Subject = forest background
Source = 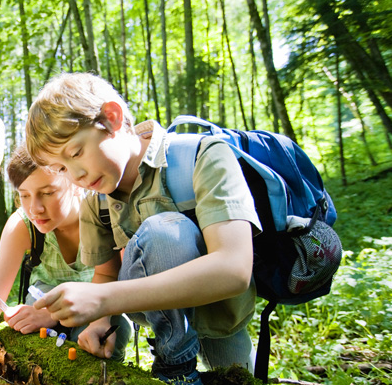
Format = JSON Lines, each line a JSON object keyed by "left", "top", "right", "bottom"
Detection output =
{"left": 0, "top": 0, "right": 391, "bottom": 384}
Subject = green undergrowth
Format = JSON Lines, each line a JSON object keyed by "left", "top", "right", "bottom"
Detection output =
{"left": 248, "top": 241, "right": 392, "bottom": 384}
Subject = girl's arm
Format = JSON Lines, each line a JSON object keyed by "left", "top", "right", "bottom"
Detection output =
{"left": 0, "top": 212, "right": 58, "bottom": 333}
{"left": 0, "top": 212, "right": 31, "bottom": 301}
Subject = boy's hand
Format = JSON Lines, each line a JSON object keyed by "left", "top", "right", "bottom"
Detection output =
{"left": 33, "top": 282, "right": 106, "bottom": 327}
{"left": 4, "top": 305, "right": 57, "bottom": 334}
{"left": 77, "top": 317, "right": 115, "bottom": 359}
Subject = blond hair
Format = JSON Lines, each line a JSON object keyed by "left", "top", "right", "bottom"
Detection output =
{"left": 26, "top": 72, "right": 134, "bottom": 166}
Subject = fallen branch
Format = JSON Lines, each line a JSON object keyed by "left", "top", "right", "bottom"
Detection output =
{"left": 270, "top": 378, "right": 325, "bottom": 385}
{"left": 307, "top": 362, "right": 392, "bottom": 375}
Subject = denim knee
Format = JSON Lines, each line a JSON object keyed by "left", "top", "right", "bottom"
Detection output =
{"left": 119, "top": 212, "right": 207, "bottom": 280}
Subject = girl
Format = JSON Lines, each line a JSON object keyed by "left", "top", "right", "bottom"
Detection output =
{"left": 0, "top": 144, "right": 130, "bottom": 360}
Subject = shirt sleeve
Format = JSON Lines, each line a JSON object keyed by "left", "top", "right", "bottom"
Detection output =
{"left": 80, "top": 193, "right": 118, "bottom": 266}
{"left": 193, "top": 137, "right": 262, "bottom": 233}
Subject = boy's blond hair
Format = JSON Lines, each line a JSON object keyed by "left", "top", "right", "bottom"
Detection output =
{"left": 26, "top": 72, "right": 134, "bottom": 166}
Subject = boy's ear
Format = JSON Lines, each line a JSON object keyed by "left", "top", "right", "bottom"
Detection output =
{"left": 101, "top": 101, "right": 123, "bottom": 132}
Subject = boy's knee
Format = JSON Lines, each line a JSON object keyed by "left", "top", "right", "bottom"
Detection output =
{"left": 120, "top": 212, "right": 206, "bottom": 277}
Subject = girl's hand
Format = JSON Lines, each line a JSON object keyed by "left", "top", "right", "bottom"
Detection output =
{"left": 4, "top": 305, "right": 57, "bottom": 334}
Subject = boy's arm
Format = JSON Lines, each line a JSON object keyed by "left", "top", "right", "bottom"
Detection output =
{"left": 33, "top": 218, "right": 253, "bottom": 327}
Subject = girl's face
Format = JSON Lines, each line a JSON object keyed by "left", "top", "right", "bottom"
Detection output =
{"left": 18, "top": 168, "right": 78, "bottom": 233}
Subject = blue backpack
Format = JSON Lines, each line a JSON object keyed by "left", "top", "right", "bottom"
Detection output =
{"left": 165, "top": 115, "right": 342, "bottom": 382}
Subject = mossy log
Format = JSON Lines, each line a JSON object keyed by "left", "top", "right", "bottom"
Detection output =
{"left": 0, "top": 319, "right": 261, "bottom": 385}
{"left": 0, "top": 320, "right": 158, "bottom": 385}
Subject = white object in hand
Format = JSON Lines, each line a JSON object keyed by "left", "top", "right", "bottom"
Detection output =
{"left": 28, "top": 285, "right": 45, "bottom": 301}
{"left": 0, "top": 298, "right": 9, "bottom": 313}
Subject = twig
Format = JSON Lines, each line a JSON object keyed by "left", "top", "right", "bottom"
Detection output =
{"left": 0, "top": 374, "right": 13, "bottom": 384}
{"left": 270, "top": 378, "right": 325, "bottom": 385}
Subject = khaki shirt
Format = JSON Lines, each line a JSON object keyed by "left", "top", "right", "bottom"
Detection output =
{"left": 80, "top": 120, "right": 261, "bottom": 337}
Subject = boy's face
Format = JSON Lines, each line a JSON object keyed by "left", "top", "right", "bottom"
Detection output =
{"left": 40, "top": 125, "right": 132, "bottom": 195}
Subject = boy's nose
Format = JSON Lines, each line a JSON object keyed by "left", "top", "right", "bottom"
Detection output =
{"left": 69, "top": 165, "right": 87, "bottom": 182}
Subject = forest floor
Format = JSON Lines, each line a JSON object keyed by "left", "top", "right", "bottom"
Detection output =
{"left": 1, "top": 168, "right": 391, "bottom": 385}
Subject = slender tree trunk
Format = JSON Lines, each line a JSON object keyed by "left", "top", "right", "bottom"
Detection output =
{"left": 69, "top": 0, "right": 91, "bottom": 70}
{"left": 18, "top": 0, "right": 32, "bottom": 109}
{"left": 249, "top": 26, "right": 256, "bottom": 131}
{"left": 104, "top": 3, "right": 113, "bottom": 84}
{"left": 160, "top": 0, "right": 171, "bottom": 126}
{"left": 184, "top": 0, "right": 197, "bottom": 118}
{"left": 45, "top": 7, "right": 71, "bottom": 81}
{"left": 144, "top": 0, "right": 160, "bottom": 123}
{"left": 247, "top": 0, "right": 296, "bottom": 141}
{"left": 323, "top": 66, "right": 377, "bottom": 166}
{"left": 200, "top": 0, "right": 211, "bottom": 120}
{"left": 219, "top": 0, "right": 248, "bottom": 130}
{"left": 218, "top": 30, "right": 226, "bottom": 127}
{"left": 109, "top": 34, "right": 123, "bottom": 95}
{"left": 120, "top": 0, "right": 129, "bottom": 102}
{"left": 336, "top": 54, "right": 347, "bottom": 187}
{"left": 68, "top": 8, "right": 74, "bottom": 72}
{"left": 83, "top": 0, "right": 99, "bottom": 74}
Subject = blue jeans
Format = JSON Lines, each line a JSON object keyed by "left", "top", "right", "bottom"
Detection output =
{"left": 118, "top": 212, "right": 255, "bottom": 372}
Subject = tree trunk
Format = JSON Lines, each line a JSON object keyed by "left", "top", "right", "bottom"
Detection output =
{"left": 144, "top": 0, "right": 160, "bottom": 124}
{"left": 160, "top": 0, "right": 171, "bottom": 126}
{"left": 322, "top": 66, "right": 377, "bottom": 166}
{"left": 218, "top": 32, "right": 226, "bottom": 127}
{"left": 109, "top": 34, "right": 123, "bottom": 96}
{"left": 184, "top": 0, "right": 197, "bottom": 119}
{"left": 18, "top": 0, "right": 32, "bottom": 109}
{"left": 220, "top": 0, "right": 248, "bottom": 131}
{"left": 45, "top": 7, "right": 71, "bottom": 82}
{"left": 120, "top": 0, "right": 129, "bottom": 102}
{"left": 104, "top": 3, "right": 113, "bottom": 84}
{"left": 200, "top": 0, "right": 211, "bottom": 120}
{"left": 336, "top": 53, "right": 347, "bottom": 187}
{"left": 83, "top": 0, "right": 99, "bottom": 74}
{"left": 247, "top": 0, "right": 297, "bottom": 142}
{"left": 68, "top": 0, "right": 91, "bottom": 70}
{"left": 249, "top": 26, "right": 256, "bottom": 131}
{"left": 68, "top": 8, "right": 73, "bottom": 72}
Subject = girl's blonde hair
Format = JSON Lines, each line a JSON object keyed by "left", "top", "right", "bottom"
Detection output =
{"left": 7, "top": 143, "right": 37, "bottom": 190}
{"left": 26, "top": 72, "right": 134, "bottom": 166}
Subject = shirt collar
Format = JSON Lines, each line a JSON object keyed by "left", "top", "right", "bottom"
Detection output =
{"left": 134, "top": 120, "right": 169, "bottom": 169}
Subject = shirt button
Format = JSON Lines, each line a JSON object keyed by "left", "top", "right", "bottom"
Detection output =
{"left": 114, "top": 203, "right": 122, "bottom": 211}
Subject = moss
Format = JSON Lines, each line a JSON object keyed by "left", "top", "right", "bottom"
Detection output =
{"left": 0, "top": 322, "right": 263, "bottom": 385}
{"left": 0, "top": 324, "right": 159, "bottom": 384}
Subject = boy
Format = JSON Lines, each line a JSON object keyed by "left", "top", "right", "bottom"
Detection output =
{"left": 26, "top": 72, "right": 261, "bottom": 384}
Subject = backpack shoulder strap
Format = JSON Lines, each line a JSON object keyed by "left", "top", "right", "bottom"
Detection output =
{"left": 98, "top": 193, "right": 112, "bottom": 230}
{"left": 19, "top": 221, "right": 45, "bottom": 304}
{"left": 166, "top": 133, "right": 204, "bottom": 212}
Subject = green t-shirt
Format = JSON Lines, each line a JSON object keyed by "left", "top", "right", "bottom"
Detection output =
{"left": 19, "top": 208, "right": 94, "bottom": 287}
